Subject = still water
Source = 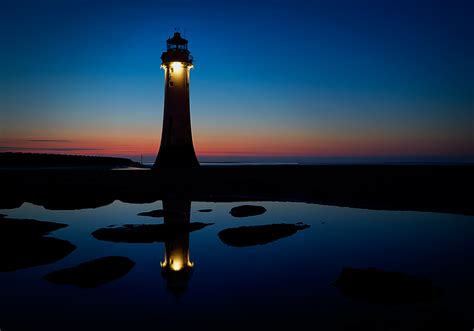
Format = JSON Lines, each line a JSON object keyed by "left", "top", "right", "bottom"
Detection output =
{"left": 1, "top": 201, "right": 473, "bottom": 330}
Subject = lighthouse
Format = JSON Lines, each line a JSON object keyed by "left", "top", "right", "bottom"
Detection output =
{"left": 153, "top": 32, "right": 199, "bottom": 168}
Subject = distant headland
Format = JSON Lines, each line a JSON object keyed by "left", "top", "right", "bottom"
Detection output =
{"left": 0, "top": 152, "right": 143, "bottom": 169}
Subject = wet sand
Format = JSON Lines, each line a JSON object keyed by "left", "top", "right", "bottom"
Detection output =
{"left": 0, "top": 164, "right": 472, "bottom": 215}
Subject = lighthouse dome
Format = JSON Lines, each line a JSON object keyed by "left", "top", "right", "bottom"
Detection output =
{"left": 161, "top": 32, "right": 193, "bottom": 64}
{"left": 167, "top": 32, "right": 188, "bottom": 47}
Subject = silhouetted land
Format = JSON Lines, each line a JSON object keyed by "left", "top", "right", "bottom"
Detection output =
{"left": 0, "top": 153, "right": 472, "bottom": 215}
{"left": 0, "top": 152, "right": 142, "bottom": 168}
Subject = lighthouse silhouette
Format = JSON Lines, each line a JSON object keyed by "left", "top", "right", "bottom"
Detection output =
{"left": 153, "top": 32, "right": 199, "bottom": 168}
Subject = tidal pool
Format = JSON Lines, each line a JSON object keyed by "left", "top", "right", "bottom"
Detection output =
{"left": 0, "top": 200, "right": 473, "bottom": 330}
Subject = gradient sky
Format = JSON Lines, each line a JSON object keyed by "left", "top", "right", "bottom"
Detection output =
{"left": 1, "top": 0, "right": 473, "bottom": 163}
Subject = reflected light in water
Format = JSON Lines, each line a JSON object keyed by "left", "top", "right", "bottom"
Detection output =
{"left": 160, "top": 200, "right": 195, "bottom": 296}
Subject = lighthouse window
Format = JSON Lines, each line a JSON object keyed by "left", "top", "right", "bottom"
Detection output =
{"left": 169, "top": 81, "right": 174, "bottom": 87}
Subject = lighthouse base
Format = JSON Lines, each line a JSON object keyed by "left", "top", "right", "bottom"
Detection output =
{"left": 152, "top": 144, "right": 199, "bottom": 169}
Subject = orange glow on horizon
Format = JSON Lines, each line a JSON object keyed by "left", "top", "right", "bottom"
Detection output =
{"left": 2, "top": 128, "right": 472, "bottom": 160}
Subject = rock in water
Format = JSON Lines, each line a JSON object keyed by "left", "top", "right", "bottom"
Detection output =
{"left": 92, "top": 223, "right": 213, "bottom": 243}
{"left": 138, "top": 208, "right": 191, "bottom": 218}
{"left": 0, "top": 237, "right": 76, "bottom": 272}
{"left": 333, "top": 267, "right": 442, "bottom": 304}
{"left": 44, "top": 256, "right": 135, "bottom": 288}
{"left": 198, "top": 209, "right": 213, "bottom": 213}
{"left": 0, "top": 217, "right": 68, "bottom": 239}
{"left": 137, "top": 209, "right": 165, "bottom": 218}
{"left": 229, "top": 205, "right": 267, "bottom": 218}
{"left": 218, "top": 223, "right": 309, "bottom": 247}
{"left": 0, "top": 216, "right": 75, "bottom": 271}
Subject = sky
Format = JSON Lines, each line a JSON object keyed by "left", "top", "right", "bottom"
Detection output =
{"left": 1, "top": 0, "right": 473, "bottom": 163}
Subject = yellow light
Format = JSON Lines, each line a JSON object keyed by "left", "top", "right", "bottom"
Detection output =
{"left": 170, "top": 258, "right": 183, "bottom": 271}
{"left": 171, "top": 62, "right": 182, "bottom": 70}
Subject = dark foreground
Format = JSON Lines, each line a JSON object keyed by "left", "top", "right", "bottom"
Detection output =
{"left": 1, "top": 187, "right": 473, "bottom": 330}
{"left": 0, "top": 164, "right": 472, "bottom": 215}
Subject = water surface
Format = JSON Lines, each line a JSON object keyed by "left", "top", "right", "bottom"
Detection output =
{"left": 1, "top": 201, "right": 473, "bottom": 330}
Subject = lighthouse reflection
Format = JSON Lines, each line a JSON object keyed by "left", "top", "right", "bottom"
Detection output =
{"left": 160, "top": 200, "right": 194, "bottom": 296}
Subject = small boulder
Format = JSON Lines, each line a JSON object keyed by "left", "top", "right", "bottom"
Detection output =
{"left": 229, "top": 205, "right": 267, "bottom": 218}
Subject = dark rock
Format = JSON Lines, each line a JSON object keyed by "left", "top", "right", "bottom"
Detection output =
{"left": 333, "top": 267, "right": 442, "bottom": 304}
{"left": 138, "top": 207, "right": 191, "bottom": 218}
{"left": 137, "top": 209, "right": 164, "bottom": 218}
{"left": 0, "top": 216, "right": 74, "bottom": 271}
{"left": 229, "top": 205, "right": 267, "bottom": 218}
{"left": 44, "top": 256, "right": 135, "bottom": 288}
{"left": 198, "top": 209, "right": 213, "bottom": 212}
{"left": 218, "top": 223, "right": 309, "bottom": 247}
{"left": 92, "top": 223, "right": 213, "bottom": 243}
{"left": 0, "top": 237, "right": 76, "bottom": 272}
{"left": 0, "top": 214, "right": 6, "bottom": 218}
{"left": 0, "top": 217, "right": 68, "bottom": 240}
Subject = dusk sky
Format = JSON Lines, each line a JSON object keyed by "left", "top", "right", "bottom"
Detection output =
{"left": 1, "top": 0, "right": 473, "bottom": 163}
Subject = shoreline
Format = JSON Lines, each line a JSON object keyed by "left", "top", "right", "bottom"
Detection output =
{"left": 1, "top": 164, "right": 472, "bottom": 215}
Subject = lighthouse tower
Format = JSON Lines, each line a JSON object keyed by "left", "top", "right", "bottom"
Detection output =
{"left": 153, "top": 32, "right": 199, "bottom": 168}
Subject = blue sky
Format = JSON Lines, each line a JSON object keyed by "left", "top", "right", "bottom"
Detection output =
{"left": 1, "top": 0, "right": 473, "bottom": 162}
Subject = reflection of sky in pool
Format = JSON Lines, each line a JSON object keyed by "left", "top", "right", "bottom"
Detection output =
{"left": 1, "top": 201, "right": 473, "bottom": 330}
